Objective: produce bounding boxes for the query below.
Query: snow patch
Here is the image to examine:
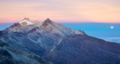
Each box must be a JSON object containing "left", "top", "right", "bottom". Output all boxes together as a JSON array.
[
  {"left": 28, "top": 36, "right": 37, "bottom": 44},
  {"left": 75, "top": 31, "right": 83, "bottom": 35},
  {"left": 50, "top": 46, "right": 56, "bottom": 52},
  {"left": 37, "top": 38, "right": 43, "bottom": 46},
  {"left": 57, "top": 39, "right": 62, "bottom": 45},
  {"left": 20, "top": 20, "right": 33, "bottom": 25}
]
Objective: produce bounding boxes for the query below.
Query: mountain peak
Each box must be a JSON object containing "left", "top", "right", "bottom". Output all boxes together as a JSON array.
[
  {"left": 44, "top": 18, "right": 52, "bottom": 23},
  {"left": 20, "top": 17, "right": 33, "bottom": 25},
  {"left": 42, "top": 18, "right": 54, "bottom": 26},
  {"left": 23, "top": 17, "right": 29, "bottom": 20}
]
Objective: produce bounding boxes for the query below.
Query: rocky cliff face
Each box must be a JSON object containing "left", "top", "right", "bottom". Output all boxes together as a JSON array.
[
  {"left": 0, "top": 41, "right": 52, "bottom": 64},
  {"left": 0, "top": 18, "right": 120, "bottom": 64}
]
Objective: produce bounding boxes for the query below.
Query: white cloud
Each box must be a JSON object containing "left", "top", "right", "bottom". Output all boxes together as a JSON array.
[{"left": 99, "top": 37, "right": 120, "bottom": 43}]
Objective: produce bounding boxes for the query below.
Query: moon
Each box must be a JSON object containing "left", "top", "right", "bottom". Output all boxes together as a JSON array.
[{"left": 111, "top": 26, "right": 113, "bottom": 29}]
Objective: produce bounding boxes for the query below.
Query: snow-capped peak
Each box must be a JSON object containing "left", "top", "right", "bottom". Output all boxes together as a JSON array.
[
  {"left": 19, "top": 17, "right": 43, "bottom": 26},
  {"left": 20, "top": 20, "right": 33, "bottom": 25},
  {"left": 19, "top": 17, "right": 33, "bottom": 25}
]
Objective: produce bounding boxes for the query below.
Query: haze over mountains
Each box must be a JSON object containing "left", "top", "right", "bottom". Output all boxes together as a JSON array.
[{"left": 0, "top": 18, "right": 120, "bottom": 64}]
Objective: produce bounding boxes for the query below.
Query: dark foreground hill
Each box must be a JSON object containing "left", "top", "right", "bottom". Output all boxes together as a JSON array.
[{"left": 0, "top": 41, "right": 52, "bottom": 64}]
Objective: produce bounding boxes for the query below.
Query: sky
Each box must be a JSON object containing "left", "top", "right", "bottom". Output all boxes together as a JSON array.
[
  {"left": 0, "top": 0, "right": 120, "bottom": 43},
  {"left": 0, "top": 0, "right": 120, "bottom": 23}
]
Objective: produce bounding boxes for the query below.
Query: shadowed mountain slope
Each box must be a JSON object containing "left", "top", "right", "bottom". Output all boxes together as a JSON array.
[{"left": 0, "top": 41, "right": 52, "bottom": 64}]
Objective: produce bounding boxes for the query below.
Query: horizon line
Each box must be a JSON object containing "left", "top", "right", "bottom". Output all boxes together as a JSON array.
[{"left": 0, "top": 21, "right": 120, "bottom": 24}]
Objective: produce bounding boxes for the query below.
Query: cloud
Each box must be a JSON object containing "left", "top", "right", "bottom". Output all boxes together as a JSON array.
[{"left": 99, "top": 37, "right": 120, "bottom": 43}]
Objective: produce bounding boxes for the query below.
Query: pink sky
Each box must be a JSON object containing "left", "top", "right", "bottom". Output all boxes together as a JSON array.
[{"left": 0, "top": 0, "right": 120, "bottom": 23}]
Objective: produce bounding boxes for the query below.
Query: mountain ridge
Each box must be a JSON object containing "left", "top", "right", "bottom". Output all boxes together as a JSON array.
[{"left": 0, "top": 18, "right": 120, "bottom": 64}]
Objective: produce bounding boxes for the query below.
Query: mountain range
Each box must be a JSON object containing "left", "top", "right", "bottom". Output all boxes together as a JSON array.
[{"left": 0, "top": 17, "right": 120, "bottom": 64}]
